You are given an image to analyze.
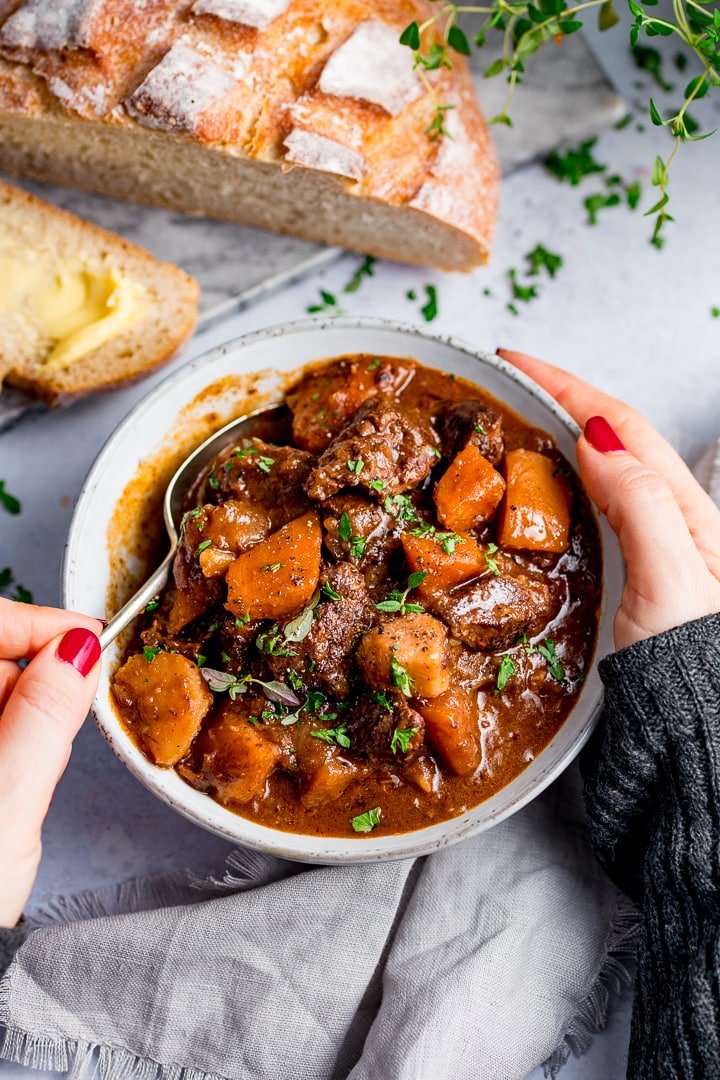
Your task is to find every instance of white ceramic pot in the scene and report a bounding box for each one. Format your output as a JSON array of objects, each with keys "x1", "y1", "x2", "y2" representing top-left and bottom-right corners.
[{"x1": 63, "y1": 317, "x2": 623, "y2": 864}]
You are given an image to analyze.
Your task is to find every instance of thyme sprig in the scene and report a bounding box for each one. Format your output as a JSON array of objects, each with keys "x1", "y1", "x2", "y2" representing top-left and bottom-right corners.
[{"x1": 399, "y1": 1, "x2": 720, "y2": 246}]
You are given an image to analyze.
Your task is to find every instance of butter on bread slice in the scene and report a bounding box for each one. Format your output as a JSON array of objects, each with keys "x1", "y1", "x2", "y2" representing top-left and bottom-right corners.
[
  {"x1": 0, "y1": 1, "x2": 499, "y2": 271},
  {"x1": 0, "y1": 180, "x2": 199, "y2": 404}
]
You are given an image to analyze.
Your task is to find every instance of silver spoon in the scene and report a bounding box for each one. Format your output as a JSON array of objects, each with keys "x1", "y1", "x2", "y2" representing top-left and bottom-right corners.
[{"x1": 99, "y1": 402, "x2": 286, "y2": 651}]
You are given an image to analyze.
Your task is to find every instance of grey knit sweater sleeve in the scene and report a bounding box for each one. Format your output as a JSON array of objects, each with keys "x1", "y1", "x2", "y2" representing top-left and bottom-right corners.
[{"x1": 582, "y1": 612, "x2": 720, "y2": 1080}]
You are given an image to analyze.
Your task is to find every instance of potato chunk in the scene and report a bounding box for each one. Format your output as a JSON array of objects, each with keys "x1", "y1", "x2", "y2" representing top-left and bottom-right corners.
[
  {"x1": 498, "y1": 450, "x2": 571, "y2": 554},
  {"x1": 195, "y1": 706, "x2": 282, "y2": 806},
  {"x1": 356, "y1": 613, "x2": 451, "y2": 699},
  {"x1": 225, "y1": 510, "x2": 322, "y2": 622},
  {"x1": 113, "y1": 651, "x2": 212, "y2": 767},
  {"x1": 401, "y1": 530, "x2": 486, "y2": 595},
  {"x1": 433, "y1": 444, "x2": 506, "y2": 532},
  {"x1": 418, "y1": 687, "x2": 482, "y2": 777}
]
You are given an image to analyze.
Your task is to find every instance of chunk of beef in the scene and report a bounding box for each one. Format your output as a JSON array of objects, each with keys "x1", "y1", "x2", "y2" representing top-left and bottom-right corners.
[
  {"x1": 430, "y1": 572, "x2": 556, "y2": 651},
  {"x1": 168, "y1": 500, "x2": 270, "y2": 632},
  {"x1": 321, "y1": 493, "x2": 402, "y2": 593},
  {"x1": 112, "y1": 651, "x2": 213, "y2": 766},
  {"x1": 267, "y1": 561, "x2": 374, "y2": 697},
  {"x1": 287, "y1": 356, "x2": 412, "y2": 453},
  {"x1": 305, "y1": 398, "x2": 439, "y2": 502},
  {"x1": 434, "y1": 400, "x2": 504, "y2": 466},
  {"x1": 209, "y1": 438, "x2": 315, "y2": 530},
  {"x1": 345, "y1": 691, "x2": 425, "y2": 763}
]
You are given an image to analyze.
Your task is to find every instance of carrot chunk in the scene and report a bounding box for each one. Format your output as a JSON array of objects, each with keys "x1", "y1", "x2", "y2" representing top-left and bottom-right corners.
[
  {"x1": 225, "y1": 510, "x2": 322, "y2": 621},
  {"x1": 418, "y1": 687, "x2": 482, "y2": 777},
  {"x1": 433, "y1": 443, "x2": 506, "y2": 532},
  {"x1": 195, "y1": 706, "x2": 282, "y2": 806},
  {"x1": 356, "y1": 612, "x2": 451, "y2": 699},
  {"x1": 401, "y1": 530, "x2": 486, "y2": 595},
  {"x1": 497, "y1": 449, "x2": 571, "y2": 554}
]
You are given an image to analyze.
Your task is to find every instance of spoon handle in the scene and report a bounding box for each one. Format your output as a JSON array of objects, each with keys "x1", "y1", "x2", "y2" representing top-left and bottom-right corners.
[{"x1": 99, "y1": 548, "x2": 176, "y2": 651}]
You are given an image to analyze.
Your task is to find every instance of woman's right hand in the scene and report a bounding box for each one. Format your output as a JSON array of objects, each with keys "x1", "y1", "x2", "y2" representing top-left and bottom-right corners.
[{"x1": 498, "y1": 350, "x2": 720, "y2": 650}]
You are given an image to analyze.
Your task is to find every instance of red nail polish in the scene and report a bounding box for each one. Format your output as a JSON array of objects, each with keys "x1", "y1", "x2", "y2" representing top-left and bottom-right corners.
[
  {"x1": 57, "y1": 628, "x2": 101, "y2": 677},
  {"x1": 584, "y1": 415, "x2": 626, "y2": 454}
]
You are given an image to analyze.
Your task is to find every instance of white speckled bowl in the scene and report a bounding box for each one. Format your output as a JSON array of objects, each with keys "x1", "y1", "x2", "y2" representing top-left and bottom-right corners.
[{"x1": 63, "y1": 318, "x2": 623, "y2": 864}]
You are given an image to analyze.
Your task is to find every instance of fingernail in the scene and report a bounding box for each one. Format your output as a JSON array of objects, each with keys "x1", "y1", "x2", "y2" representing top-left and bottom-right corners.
[
  {"x1": 584, "y1": 415, "x2": 626, "y2": 454},
  {"x1": 57, "y1": 628, "x2": 101, "y2": 677}
]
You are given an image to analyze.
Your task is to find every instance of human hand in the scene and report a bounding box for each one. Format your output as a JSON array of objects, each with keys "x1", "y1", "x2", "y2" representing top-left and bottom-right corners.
[
  {"x1": 0, "y1": 600, "x2": 102, "y2": 927},
  {"x1": 498, "y1": 350, "x2": 720, "y2": 650}
]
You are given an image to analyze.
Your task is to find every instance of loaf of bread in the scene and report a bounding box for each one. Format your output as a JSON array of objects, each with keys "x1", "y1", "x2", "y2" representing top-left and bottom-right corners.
[
  {"x1": 0, "y1": 180, "x2": 199, "y2": 402},
  {"x1": 0, "y1": 1, "x2": 499, "y2": 270}
]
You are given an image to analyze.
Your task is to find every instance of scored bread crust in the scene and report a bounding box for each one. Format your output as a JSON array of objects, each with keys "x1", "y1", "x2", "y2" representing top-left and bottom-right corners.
[
  {"x1": 0, "y1": 0, "x2": 499, "y2": 270},
  {"x1": 0, "y1": 179, "x2": 199, "y2": 403}
]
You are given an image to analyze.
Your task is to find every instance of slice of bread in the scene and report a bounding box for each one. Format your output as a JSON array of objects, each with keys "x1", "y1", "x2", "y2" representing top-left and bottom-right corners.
[{"x1": 0, "y1": 180, "x2": 199, "y2": 404}]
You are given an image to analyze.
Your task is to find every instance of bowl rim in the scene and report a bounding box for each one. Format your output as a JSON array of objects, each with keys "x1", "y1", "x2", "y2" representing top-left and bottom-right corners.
[{"x1": 63, "y1": 315, "x2": 614, "y2": 864}]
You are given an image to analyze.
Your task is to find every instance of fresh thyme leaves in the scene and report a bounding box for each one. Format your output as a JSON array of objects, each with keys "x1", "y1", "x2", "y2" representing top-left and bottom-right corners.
[
  {"x1": 351, "y1": 807, "x2": 382, "y2": 833},
  {"x1": 310, "y1": 724, "x2": 351, "y2": 749},
  {"x1": 632, "y1": 44, "x2": 674, "y2": 92},
  {"x1": 384, "y1": 493, "x2": 420, "y2": 524},
  {"x1": 321, "y1": 582, "x2": 342, "y2": 602},
  {"x1": 338, "y1": 512, "x2": 352, "y2": 543},
  {"x1": 584, "y1": 191, "x2": 622, "y2": 226},
  {"x1": 256, "y1": 456, "x2": 275, "y2": 474},
  {"x1": 508, "y1": 269, "x2": 538, "y2": 305},
  {"x1": 712, "y1": 306, "x2": 720, "y2": 318},
  {"x1": 0, "y1": 481, "x2": 21, "y2": 515},
  {"x1": 262, "y1": 562, "x2": 284, "y2": 574},
  {"x1": 545, "y1": 138, "x2": 606, "y2": 187},
  {"x1": 408, "y1": 522, "x2": 464, "y2": 555},
  {"x1": 391, "y1": 726, "x2": 419, "y2": 755},
  {"x1": 626, "y1": 181, "x2": 642, "y2": 210},
  {"x1": 347, "y1": 458, "x2": 365, "y2": 475},
  {"x1": 535, "y1": 639, "x2": 565, "y2": 682},
  {"x1": 368, "y1": 356, "x2": 382, "y2": 371},
  {"x1": 376, "y1": 571, "x2": 427, "y2": 615},
  {"x1": 337, "y1": 513, "x2": 367, "y2": 560},
  {"x1": 484, "y1": 542, "x2": 500, "y2": 576},
  {"x1": 390, "y1": 654, "x2": 414, "y2": 697},
  {"x1": 201, "y1": 668, "x2": 301, "y2": 707},
  {"x1": 369, "y1": 478, "x2": 386, "y2": 492},
  {"x1": 496, "y1": 655, "x2": 516, "y2": 693},
  {"x1": 208, "y1": 474, "x2": 220, "y2": 490},
  {"x1": 11, "y1": 583, "x2": 33, "y2": 604},
  {"x1": 144, "y1": 597, "x2": 160, "y2": 613},
  {"x1": 256, "y1": 624, "x2": 296, "y2": 657},
  {"x1": 144, "y1": 646, "x2": 162, "y2": 662},
  {"x1": 420, "y1": 284, "x2": 439, "y2": 322},
  {"x1": 350, "y1": 536, "x2": 367, "y2": 560},
  {"x1": 344, "y1": 255, "x2": 376, "y2": 293},
  {"x1": 307, "y1": 289, "x2": 343, "y2": 316},
  {"x1": 197, "y1": 539, "x2": 213, "y2": 554}
]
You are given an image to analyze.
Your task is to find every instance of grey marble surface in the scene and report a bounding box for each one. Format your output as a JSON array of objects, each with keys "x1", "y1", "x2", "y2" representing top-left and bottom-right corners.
[{"x1": 2, "y1": 22, "x2": 720, "y2": 1080}]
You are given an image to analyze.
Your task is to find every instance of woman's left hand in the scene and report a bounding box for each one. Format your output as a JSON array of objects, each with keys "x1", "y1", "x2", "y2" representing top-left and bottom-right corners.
[{"x1": 0, "y1": 600, "x2": 102, "y2": 927}]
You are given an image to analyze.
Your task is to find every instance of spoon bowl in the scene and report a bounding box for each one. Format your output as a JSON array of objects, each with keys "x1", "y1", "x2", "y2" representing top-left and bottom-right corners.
[{"x1": 99, "y1": 402, "x2": 286, "y2": 651}]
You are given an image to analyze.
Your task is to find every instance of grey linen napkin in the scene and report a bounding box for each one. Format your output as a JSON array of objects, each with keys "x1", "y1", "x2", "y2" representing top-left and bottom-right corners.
[{"x1": 0, "y1": 767, "x2": 637, "y2": 1080}]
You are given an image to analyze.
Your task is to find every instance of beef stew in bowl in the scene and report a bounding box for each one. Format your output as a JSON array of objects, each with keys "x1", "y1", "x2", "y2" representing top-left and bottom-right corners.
[{"x1": 111, "y1": 354, "x2": 601, "y2": 839}]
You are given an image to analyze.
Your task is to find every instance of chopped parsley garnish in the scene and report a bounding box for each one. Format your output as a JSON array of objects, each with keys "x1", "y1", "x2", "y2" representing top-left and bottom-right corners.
[
  {"x1": 197, "y1": 539, "x2": 213, "y2": 554},
  {"x1": 406, "y1": 289, "x2": 417, "y2": 301},
  {"x1": 208, "y1": 474, "x2": 220, "y2": 490},
  {"x1": 257, "y1": 456, "x2": 275, "y2": 474},
  {"x1": 712, "y1": 306, "x2": 720, "y2": 319},
  {"x1": 369, "y1": 478, "x2": 386, "y2": 492},
  {"x1": 508, "y1": 268, "x2": 539, "y2": 304},
  {"x1": 390, "y1": 726, "x2": 419, "y2": 755},
  {"x1": 350, "y1": 536, "x2": 366, "y2": 559},
  {"x1": 180, "y1": 506, "x2": 204, "y2": 534},
  {"x1": 536, "y1": 639, "x2": 565, "y2": 682},
  {"x1": 545, "y1": 138, "x2": 606, "y2": 186},
  {"x1": 0, "y1": 567, "x2": 33, "y2": 604},
  {"x1": 196, "y1": 653, "x2": 207, "y2": 668},
  {"x1": 351, "y1": 807, "x2": 382, "y2": 833},
  {"x1": 373, "y1": 691, "x2": 394, "y2": 712},
  {"x1": 347, "y1": 458, "x2": 365, "y2": 475},
  {"x1": 474, "y1": 423, "x2": 486, "y2": 435},
  {"x1": 367, "y1": 356, "x2": 382, "y2": 371},
  {"x1": 262, "y1": 562, "x2": 284, "y2": 573},
  {"x1": 310, "y1": 724, "x2": 351, "y2": 749},
  {"x1": 234, "y1": 613, "x2": 251, "y2": 627},
  {"x1": 338, "y1": 512, "x2": 352, "y2": 542},
  {"x1": 144, "y1": 646, "x2": 162, "y2": 662},
  {"x1": 584, "y1": 191, "x2": 621, "y2": 226},
  {"x1": 304, "y1": 689, "x2": 327, "y2": 713},
  {"x1": 409, "y1": 523, "x2": 464, "y2": 555},
  {"x1": 421, "y1": 284, "x2": 439, "y2": 322},
  {"x1": 525, "y1": 244, "x2": 564, "y2": 279},
  {"x1": 144, "y1": 597, "x2": 160, "y2": 613},
  {"x1": 484, "y1": 542, "x2": 501, "y2": 576},
  {"x1": 0, "y1": 567, "x2": 11, "y2": 589},
  {"x1": 376, "y1": 571, "x2": 427, "y2": 615},
  {"x1": 321, "y1": 582, "x2": 342, "y2": 602},
  {"x1": 233, "y1": 445, "x2": 258, "y2": 459},
  {"x1": 287, "y1": 670, "x2": 303, "y2": 691},
  {"x1": 344, "y1": 255, "x2": 376, "y2": 294},
  {"x1": 0, "y1": 481, "x2": 21, "y2": 515},
  {"x1": 496, "y1": 655, "x2": 515, "y2": 692},
  {"x1": 390, "y1": 654, "x2": 414, "y2": 697},
  {"x1": 383, "y1": 493, "x2": 419, "y2": 523}
]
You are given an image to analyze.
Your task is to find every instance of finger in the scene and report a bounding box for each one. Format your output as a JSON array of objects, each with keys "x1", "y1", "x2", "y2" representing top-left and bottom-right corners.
[
  {"x1": 0, "y1": 627, "x2": 101, "y2": 836},
  {"x1": 578, "y1": 425, "x2": 720, "y2": 639},
  {"x1": 498, "y1": 349, "x2": 720, "y2": 578},
  {"x1": 0, "y1": 599, "x2": 104, "y2": 661},
  {"x1": 0, "y1": 659, "x2": 21, "y2": 710}
]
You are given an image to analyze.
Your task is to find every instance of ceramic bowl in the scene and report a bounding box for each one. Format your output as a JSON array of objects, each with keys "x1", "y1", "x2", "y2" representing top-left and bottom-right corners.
[{"x1": 63, "y1": 317, "x2": 623, "y2": 863}]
